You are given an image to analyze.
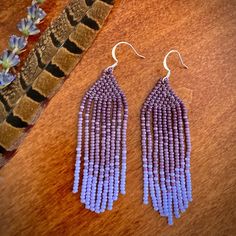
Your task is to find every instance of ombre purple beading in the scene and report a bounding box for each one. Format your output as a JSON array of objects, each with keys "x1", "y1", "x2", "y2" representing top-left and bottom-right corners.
[
  {"x1": 73, "y1": 68, "x2": 128, "y2": 213},
  {"x1": 141, "y1": 78, "x2": 192, "y2": 225}
]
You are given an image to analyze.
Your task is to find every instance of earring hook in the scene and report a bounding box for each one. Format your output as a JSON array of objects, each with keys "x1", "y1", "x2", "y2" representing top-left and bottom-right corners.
[
  {"x1": 107, "y1": 41, "x2": 145, "y2": 70},
  {"x1": 163, "y1": 49, "x2": 188, "y2": 81}
]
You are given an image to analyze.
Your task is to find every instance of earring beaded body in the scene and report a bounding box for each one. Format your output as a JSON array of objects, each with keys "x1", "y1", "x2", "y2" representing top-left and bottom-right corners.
[
  {"x1": 72, "y1": 41, "x2": 144, "y2": 213},
  {"x1": 73, "y1": 68, "x2": 128, "y2": 213},
  {"x1": 141, "y1": 78, "x2": 192, "y2": 225}
]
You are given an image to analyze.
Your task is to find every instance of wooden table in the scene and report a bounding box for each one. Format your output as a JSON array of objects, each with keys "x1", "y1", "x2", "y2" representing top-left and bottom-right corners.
[{"x1": 0, "y1": 0, "x2": 236, "y2": 235}]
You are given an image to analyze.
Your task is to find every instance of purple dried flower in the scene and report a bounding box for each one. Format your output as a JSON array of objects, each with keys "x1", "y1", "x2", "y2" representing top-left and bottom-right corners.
[
  {"x1": 27, "y1": 4, "x2": 46, "y2": 24},
  {"x1": 0, "y1": 50, "x2": 20, "y2": 70},
  {"x1": 17, "y1": 18, "x2": 40, "y2": 36},
  {"x1": 9, "y1": 35, "x2": 27, "y2": 54},
  {"x1": 0, "y1": 71, "x2": 16, "y2": 88}
]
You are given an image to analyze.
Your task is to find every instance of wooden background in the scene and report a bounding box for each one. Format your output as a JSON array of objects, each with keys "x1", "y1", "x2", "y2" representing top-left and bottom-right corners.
[{"x1": 0, "y1": 0, "x2": 236, "y2": 235}]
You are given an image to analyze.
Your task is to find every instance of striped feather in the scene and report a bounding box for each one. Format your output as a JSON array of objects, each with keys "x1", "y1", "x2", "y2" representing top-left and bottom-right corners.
[{"x1": 0, "y1": 0, "x2": 114, "y2": 167}]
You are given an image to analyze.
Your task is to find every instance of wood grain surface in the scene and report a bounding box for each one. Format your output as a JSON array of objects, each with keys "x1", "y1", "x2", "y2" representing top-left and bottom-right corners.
[{"x1": 0, "y1": 0, "x2": 236, "y2": 235}]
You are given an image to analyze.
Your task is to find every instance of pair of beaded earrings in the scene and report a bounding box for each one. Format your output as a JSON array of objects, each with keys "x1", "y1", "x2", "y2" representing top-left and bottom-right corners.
[{"x1": 72, "y1": 42, "x2": 192, "y2": 225}]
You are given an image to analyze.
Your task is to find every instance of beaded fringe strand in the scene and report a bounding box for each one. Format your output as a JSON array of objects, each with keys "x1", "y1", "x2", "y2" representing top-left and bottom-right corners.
[
  {"x1": 141, "y1": 78, "x2": 192, "y2": 225},
  {"x1": 73, "y1": 68, "x2": 128, "y2": 213}
]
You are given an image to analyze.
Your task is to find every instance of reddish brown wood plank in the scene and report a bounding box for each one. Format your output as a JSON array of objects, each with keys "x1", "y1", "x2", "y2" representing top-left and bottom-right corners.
[{"x1": 0, "y1": 0, "x2": 236, "y2": 235}]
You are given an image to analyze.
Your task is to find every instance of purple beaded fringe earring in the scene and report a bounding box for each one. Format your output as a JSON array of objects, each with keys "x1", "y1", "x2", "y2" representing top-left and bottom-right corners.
[
  {"x1": 73, "y1": 42, "x2": 145, "y2": 213},
  {"x1": 141, "y1": 50, "x2": 192, "y2": 225}
]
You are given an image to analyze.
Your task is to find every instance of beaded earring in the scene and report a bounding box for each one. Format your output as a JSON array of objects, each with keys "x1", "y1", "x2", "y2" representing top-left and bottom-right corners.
[
  {"x1": 73, "y1": 42, "x2": 145, "y2": 213},
  {"x1": 141, "y1": 50, "x2": 192, "y2": 225}
]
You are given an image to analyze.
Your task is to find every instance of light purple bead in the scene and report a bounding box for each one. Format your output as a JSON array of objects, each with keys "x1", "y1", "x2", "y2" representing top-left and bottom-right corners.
[
  {"x1": 120, "y1": 96, "x2": 128, "y2": 195},
  {"x1": 162, "y1": 106, "x2": 173, "y2": 222},
  {"x1": 90, "y1": 100, "x2": 102, "y2": 211},
  {"x1": 167, "y1": 106, "x2": 180, "y2": 218},
  {"x1": 85, "y1": 99, "x2": 98, "y2": 209},
  {"x1": 182, "y1": 104, "x2": 192, "y2": 202},
  {"x1": 140, "y1": 78, "x2": 192, "y2": 225},
  {"x1": 157, "y1": 106, "x2": 168, "y2": 216},
  {"x1": 172, "y1": 106, "x2": 185, "y2": 213},
  {"x1": 146, "y1": 108, "x2": 158, "y2": 211},
  {"x1": 80, "y1": 98, "x2": 92, "y2": 204},
  {"x1": 72, "y1": 97, "x2": 86, "y2": 193},
  {"x1": 101, "y1": 99, "x2": 112, "y2": 211},
  {"x1": 108, "y1": 99, "x2": 117, "y2": 210},
  {"x1": 153, "y1": 104, "x2": 163, "y2": 214},
  {"x1": 113, "y1": 97, "x2": 122, "y2": 201},
  {"x1": 73, "y1": 68, "x2": 128, "y2": 213},
  {"x1": 141, "y1": 109, "x2": 149, "y2": 204},
  {"x1": 176, "y1": 103, "x2": 188, "y2": 210},
  {"x1": 95, "y1": 98, "x2": 108, "y2": 213}
]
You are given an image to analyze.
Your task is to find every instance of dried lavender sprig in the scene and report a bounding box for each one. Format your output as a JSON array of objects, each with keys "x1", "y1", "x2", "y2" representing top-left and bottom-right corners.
[
  {"x1": 9, "y1": 35, "x2": 27, "y2": 54},
  {"x1": 17, "y1": 18, "x2": 40, "y2": 36},
  {"x1": 27, "y1": 4, "x2": 46, "y2": 24},
  {"x1": 0, "y1": 50, "x2": 20, "y2": 70},
  {"x1": 0, "y1": 71, "x2": 16, "y2": 88},
  {"x1": 0, "y1": 1, "x2": 46, "y2": 88}
]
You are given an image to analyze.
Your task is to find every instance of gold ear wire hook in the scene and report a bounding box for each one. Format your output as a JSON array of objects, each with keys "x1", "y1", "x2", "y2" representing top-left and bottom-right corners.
[{"x1": 163, "y1": 50, "x2": 188, "y2": 81}]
